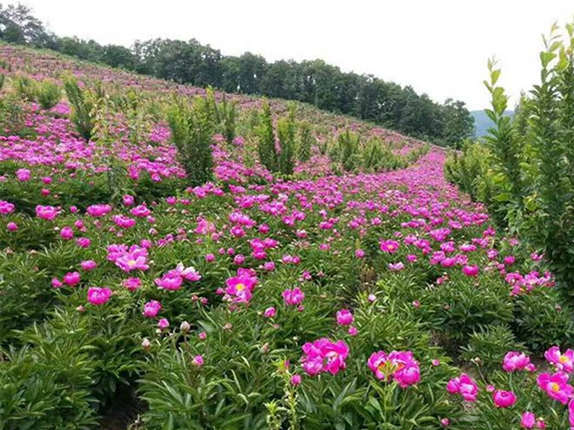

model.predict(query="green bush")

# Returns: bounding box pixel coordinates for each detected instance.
[256,99,278,172]
[168,96,216,186]
[64,77,99,141]
[35,80,61,109]
[276,104,296,175]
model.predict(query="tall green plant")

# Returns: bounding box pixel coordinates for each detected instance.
[256,100,277,172]
[297,121,314,162]
[64,77,98,141]
[35,80,61,109]
[334,129,361,172]
[168,96,216,186]
[276,103,297,175]
[450,23,574,297]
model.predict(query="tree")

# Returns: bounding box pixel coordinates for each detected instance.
[441,99,475,147]
[0,3,54,47]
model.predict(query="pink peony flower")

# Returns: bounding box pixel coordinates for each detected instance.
[155,271,184,290]
[367,350,420,388]
[122,277,142,291]
[380,240,400,253]
[16,168,31,181]
[192,354,204,367]
[537,372,574,404]
[283,287,305,306]
[143,300,161,317]
[225,269,257,303]
[86,204,112,217]
[0,200,15,215]
[493,390,517,408]
[545,346,574,373]
[521,412,536,429]
[87,287,112,305]
[115,245,149,272]
[63,271,81,286]
[302,338,349,376]
[503,351,533,372]
[35,205,59,220]
[336,309,354,326]
[264,307,276,318]
[291,374,302,385]
[447,373,478,402]
[81,260,97,271]
[462,265,479,277]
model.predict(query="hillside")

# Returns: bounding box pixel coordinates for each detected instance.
[0,44,568,430]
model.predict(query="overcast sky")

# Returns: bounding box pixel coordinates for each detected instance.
[19,0,574,110]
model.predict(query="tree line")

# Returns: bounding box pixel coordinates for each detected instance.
[0,3,474,146]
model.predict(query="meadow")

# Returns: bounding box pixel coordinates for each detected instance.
[0,29,574,430]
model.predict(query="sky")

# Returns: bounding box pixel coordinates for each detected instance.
[19,0,574,110]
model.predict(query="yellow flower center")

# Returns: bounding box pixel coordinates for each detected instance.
[128,260,136,267]
[551,382,561,392]
[236,283,246,291]
[559,355,569,364]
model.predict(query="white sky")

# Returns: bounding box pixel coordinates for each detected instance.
[20,0,574,110]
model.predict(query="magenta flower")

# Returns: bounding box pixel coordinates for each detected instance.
[263,307,276,318]
[520,412,536,429]
[122,277,142,291]
[7,222,18,231]
[174,263,202,281]
[155,271,184,290]
[367,350,420,387]
[16,168,31,181]
[301,338,349,376]
[0,200,15,215]
[86,204,112,217]
[158,318,170,330]
[537,372,574,404]
[63,271,81,286]
[87,287,112,305]
[81,260,97,271]
[336,309,354,326]
[462,265,479,277]
[35,205,59,220]
[493,390,516,408]
[380,240,400,253]
[447,373,478,402]
[283,287,305,306]
[60,226,74,240]
[143,300,161,317]
[291,374,302,386]
[115,245,149,272]
[225,269,257,304]
[131,204,151,217]
[545,346,574,373]
[503,351,533,372]
[192,354,204,367]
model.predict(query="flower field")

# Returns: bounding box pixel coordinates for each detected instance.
[1,45,574,430]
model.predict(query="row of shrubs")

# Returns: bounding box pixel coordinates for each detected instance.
[445,23,574,301]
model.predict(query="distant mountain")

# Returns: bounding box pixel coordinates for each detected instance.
[471,110,514,138]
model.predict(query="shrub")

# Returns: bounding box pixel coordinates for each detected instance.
[64,77,99,141]
[168,96,216,186]
[0,309,98,429]
[334,129,361,172]
[297,121,314,162]
[460,325,528,373]
[35,80,61,109]
[256,99,277,172]
[276,104,296,175]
